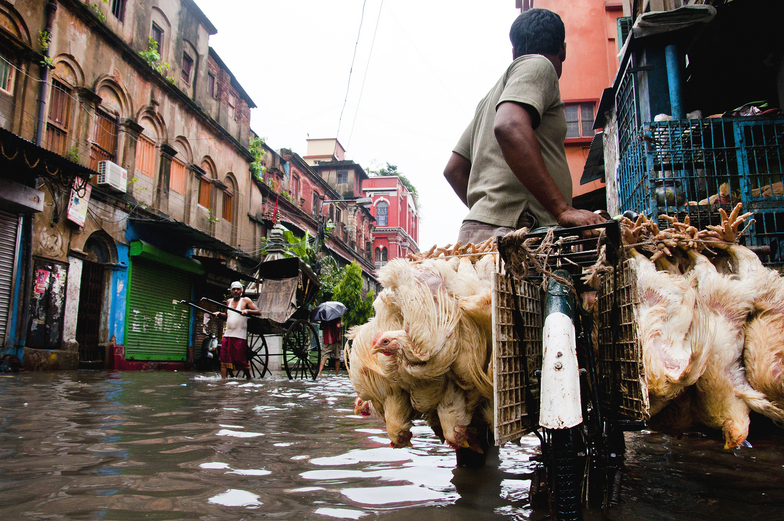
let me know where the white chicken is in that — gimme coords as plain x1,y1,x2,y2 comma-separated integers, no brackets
347,320,417,448
701,205,784,419
680,244,784,448
620,216,711,416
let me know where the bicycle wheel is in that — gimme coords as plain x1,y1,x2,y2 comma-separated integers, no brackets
550,427,583,521
283,320,321,380
246,331,269,379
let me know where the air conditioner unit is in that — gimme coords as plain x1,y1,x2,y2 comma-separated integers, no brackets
97,160,127,193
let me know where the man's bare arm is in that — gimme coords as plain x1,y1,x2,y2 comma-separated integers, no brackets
494,101,606,229
242,297,260,316
443,152,471,207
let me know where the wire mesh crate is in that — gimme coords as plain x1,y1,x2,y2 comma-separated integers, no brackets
492,272,542,446
492,223,645,444
596,258,647,421
617,116,784,268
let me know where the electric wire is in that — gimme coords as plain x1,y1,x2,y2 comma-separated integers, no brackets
336,0,368,141
347,0,384,151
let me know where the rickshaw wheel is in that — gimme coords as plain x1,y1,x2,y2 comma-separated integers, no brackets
283,320,321,380
246,331,269,379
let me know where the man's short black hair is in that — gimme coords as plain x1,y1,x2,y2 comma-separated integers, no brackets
509,8,565,57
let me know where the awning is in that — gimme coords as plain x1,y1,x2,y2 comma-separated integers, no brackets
128,218,248,257
580,133,605,185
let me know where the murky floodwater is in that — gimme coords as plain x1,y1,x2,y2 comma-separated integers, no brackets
0,371,782,520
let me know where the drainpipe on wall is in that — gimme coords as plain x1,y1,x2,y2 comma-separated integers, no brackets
665,43,685,121
18,0,58,349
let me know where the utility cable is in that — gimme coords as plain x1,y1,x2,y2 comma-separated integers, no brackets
347,0,384,151
336,0,368,141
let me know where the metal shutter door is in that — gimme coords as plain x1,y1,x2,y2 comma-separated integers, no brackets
0,211,18,346
126,260,191,361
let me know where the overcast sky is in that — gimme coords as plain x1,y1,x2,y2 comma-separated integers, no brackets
195,0,521,249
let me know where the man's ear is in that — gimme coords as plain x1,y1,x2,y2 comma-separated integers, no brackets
559,42,566,62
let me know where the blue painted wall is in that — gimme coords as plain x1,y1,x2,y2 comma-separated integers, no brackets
110,244,130,345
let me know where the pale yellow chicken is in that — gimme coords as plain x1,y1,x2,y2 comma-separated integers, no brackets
620,215,711,417
347,320,417,448
700,204,784,428
680,245,783,448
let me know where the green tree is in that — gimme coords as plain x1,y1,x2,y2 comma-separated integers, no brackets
368,162,419,206
331,262,374,329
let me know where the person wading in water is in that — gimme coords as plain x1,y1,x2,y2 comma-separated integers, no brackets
214,281,260,379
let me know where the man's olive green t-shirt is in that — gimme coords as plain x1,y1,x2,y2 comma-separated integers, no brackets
453,54,571,228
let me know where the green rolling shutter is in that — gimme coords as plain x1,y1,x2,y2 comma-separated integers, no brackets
126,260,191,361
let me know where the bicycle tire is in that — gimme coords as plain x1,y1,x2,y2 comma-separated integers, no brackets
550,427,582,521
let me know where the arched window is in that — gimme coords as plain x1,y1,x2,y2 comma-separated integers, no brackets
222,175,236,223
198,161,214,209
135,116,158,178
374,246,387,265
376,201,388,227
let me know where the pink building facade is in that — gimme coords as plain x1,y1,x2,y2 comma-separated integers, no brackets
363,176,420,268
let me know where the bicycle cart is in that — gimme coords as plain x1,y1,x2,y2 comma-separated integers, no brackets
494,221,645,520
197,256,322,380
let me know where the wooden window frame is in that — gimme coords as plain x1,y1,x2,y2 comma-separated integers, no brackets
89,109,118,170
45,79,72,156
222,190,234,222
227,93,236,120
181,52,193,84
135,134,156,177
564,100,597,143
151,23,164,54
169,157,186,194
111,0,126,22
207,73,216,98
198,176,211,209
0,49,15,95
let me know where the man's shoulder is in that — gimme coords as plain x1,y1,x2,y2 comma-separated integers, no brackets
507,54,556,77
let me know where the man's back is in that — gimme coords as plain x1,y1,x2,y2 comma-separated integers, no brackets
454,54,571,229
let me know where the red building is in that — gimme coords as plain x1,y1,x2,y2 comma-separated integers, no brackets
363,176,420,268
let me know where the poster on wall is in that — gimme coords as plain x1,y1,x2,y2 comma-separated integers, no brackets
67,180,91,227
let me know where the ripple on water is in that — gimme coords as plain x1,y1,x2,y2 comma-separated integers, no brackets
315,507,368,519
208,489,262,507
341,485,453,505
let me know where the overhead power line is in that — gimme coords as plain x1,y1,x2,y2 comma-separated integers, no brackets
336,0,368,141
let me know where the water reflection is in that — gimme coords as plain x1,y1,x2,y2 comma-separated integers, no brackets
0,371,781,520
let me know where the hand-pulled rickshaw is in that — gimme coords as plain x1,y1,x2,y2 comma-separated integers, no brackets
184,256,323,380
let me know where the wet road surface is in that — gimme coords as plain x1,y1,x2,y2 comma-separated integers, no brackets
0,371,782,520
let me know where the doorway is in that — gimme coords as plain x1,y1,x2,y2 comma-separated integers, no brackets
76,261,104,368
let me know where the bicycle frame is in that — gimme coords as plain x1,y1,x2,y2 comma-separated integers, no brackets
540,269,582,430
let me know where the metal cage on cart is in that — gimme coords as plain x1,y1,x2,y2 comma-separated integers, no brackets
617,116,784,268
492,228,647,446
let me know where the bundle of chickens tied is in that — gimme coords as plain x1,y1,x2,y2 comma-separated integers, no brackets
347,204,784,452
622,204,784,449
348,239,497,452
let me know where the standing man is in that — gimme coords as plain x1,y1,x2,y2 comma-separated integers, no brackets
444,8,605,245
317,317,342,378
214,281,260,379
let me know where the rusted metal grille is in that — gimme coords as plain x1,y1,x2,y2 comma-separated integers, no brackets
493,272,542,445
596,259,647,420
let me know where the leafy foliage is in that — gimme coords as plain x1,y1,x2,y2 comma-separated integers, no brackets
331,262,374,329
315,256,343,302
249,136,267,182
139,37,173,80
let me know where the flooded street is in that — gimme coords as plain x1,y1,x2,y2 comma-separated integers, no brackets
0,371,782,520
